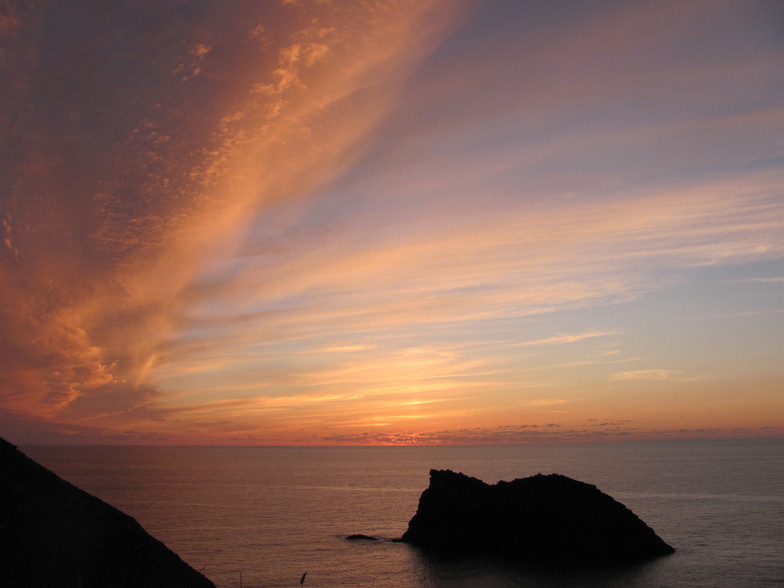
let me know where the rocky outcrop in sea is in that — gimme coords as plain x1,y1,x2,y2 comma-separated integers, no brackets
401,469,674,564
0,437,215,587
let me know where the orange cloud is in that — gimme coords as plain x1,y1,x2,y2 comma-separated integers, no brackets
514,331,621,347
0,1,467,436
611,369,705,383
2,0,782,445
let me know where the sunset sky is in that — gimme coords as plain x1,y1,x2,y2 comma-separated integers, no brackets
1,0,782,445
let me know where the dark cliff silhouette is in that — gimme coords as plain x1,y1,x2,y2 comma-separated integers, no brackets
401,469,674,564
0,437,215,587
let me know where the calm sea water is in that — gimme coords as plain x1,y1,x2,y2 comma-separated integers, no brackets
23,439,784,588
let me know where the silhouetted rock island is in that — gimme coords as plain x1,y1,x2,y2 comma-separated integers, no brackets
401,469,674,564
0,437,214,587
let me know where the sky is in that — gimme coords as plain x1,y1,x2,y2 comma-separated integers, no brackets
1,0,782,445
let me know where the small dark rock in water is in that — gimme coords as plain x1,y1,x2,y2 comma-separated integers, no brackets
0,437,215,587
345,533,378,541
401,469,674,564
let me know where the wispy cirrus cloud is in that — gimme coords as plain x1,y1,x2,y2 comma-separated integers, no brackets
611,369,705,383
2,0,782,444
0,0,468,433
740,277,784,283
514,331,621,347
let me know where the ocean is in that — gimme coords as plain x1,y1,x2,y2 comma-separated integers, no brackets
23,439,784,588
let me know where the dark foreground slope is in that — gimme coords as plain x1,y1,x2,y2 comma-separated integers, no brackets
0,437,214,588
402,469,674,564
